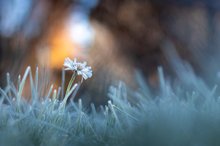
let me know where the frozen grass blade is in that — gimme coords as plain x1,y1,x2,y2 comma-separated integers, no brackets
17,66,30,104
6,73,12,98
91,103,97,116
57,87,61,99
29,68,37,103
35,67,39,92
0,88,12,105
17,75,21,91
158,66,167,97
108,100,121,128
52,89,57,100
135,70,151,98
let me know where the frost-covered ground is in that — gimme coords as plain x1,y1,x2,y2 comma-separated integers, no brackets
1,56,220,146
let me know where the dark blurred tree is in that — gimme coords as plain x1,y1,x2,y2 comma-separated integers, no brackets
91,0,220,86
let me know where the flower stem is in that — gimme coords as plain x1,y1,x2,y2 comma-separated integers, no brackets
66,72,76,95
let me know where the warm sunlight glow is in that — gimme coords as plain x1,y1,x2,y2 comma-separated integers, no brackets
49,25,79,69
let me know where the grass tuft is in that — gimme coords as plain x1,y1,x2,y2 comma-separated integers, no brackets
0,66,220,146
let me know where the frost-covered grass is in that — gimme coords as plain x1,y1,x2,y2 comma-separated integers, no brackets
1,64,220,146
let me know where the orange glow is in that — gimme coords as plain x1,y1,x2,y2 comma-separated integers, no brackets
48,25,79,69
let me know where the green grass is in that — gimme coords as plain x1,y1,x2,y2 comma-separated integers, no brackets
1,66,220,146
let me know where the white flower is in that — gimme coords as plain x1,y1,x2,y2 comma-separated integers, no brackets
63,57,92,80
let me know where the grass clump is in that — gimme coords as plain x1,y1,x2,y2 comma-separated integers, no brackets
1,58,220,146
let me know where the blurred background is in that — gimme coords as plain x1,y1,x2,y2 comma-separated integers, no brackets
1,0,220,105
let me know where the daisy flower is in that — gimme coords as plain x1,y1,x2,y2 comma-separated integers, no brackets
64,57,92,80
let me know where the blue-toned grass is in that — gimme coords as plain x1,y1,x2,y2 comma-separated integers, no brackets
1,65,220,146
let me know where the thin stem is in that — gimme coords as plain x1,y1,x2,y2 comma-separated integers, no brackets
66,72,76,95
59,83,78,110
61,68,65,98
80,76,83,84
